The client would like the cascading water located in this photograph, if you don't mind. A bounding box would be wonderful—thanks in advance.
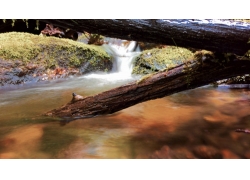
[104,37,141,74]
[82,38,141,83]
[0,38,142,106]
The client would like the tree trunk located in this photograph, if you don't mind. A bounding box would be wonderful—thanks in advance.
[40,19,250,55]
[45,58,250,119]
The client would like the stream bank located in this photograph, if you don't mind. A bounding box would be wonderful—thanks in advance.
[0,32,112,86]
[1,32,249,88]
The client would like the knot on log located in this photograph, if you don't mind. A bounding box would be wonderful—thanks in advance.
[71,92,84,102]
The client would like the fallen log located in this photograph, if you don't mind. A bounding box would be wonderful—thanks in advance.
[39,19,250,55]
[45,55,250,119]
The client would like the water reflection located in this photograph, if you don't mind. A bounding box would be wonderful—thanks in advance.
[0,83,250,158]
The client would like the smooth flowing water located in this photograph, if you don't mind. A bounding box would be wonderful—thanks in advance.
[1,40,250,159]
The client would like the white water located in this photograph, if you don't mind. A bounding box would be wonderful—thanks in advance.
[0,38,142,106]
[83,38,141,82]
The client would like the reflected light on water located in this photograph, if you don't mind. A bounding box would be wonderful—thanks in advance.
[0,85,250,158]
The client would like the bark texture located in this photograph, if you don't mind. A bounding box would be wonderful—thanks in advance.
[40,19,250,55]
[45,58,250,119]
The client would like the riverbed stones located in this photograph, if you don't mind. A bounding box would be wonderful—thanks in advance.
[150,145,195,159]
[192,145,222,159]
[221,149,240,159]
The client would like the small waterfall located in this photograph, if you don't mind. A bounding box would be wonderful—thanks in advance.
[81,38,141,85]
[103,37,141,76]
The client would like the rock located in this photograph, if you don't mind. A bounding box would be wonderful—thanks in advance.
[0,32,112,86]
[132,46,194,75]
[0,152,18,159]
[172,148,196,159]
[192,145,223,159]
[244,151,250,158]
[26,63,37,70]
[0,138,16,148]
[150,145,172,159]
[221,149,240,159]
[150,145,195,159]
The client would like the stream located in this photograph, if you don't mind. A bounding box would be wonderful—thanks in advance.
[1,39,250,159]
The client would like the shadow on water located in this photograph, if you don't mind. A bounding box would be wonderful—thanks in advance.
[128,88,250,159]
[1,85,250,158]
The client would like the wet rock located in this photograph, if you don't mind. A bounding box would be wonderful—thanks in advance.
[0,152,18,159]
[192,145,222,159]
[13,68,27,77]
[54,68,65,75]
[0,58,111,86]
[26,63,37,70]
[14,60,21,66]
[169,148,196,159]
[150,146,172,158]
[0,138,16,148]
[221,149,240,159]
[68,69,79,76]
[150,145,195,159]
[244,151,250,158]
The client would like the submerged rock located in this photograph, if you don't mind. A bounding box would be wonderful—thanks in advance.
[150,145,195,159]
[221,149,240,159]
[192,145,222,159]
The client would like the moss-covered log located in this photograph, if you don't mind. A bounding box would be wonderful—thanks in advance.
[40,19,250,55]
[45,56,250,119]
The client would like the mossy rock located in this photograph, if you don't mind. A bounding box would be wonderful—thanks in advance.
[132,46,194,75]
[0,32,112,71]
[0,32,113,86]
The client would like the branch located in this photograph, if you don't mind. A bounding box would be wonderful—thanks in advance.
[44,57,250,120]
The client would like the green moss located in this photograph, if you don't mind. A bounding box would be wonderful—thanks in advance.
[194,50,214,60]
[22,19,29,28]
[11,19,16,27]
[245,50,250,58]
[0,32,111,69]
[35,20,39,30]
[136,73,156,84]
[133,46,194,75]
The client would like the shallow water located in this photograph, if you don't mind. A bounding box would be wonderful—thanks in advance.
[1,75,250,158]
[1,38,250,159]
